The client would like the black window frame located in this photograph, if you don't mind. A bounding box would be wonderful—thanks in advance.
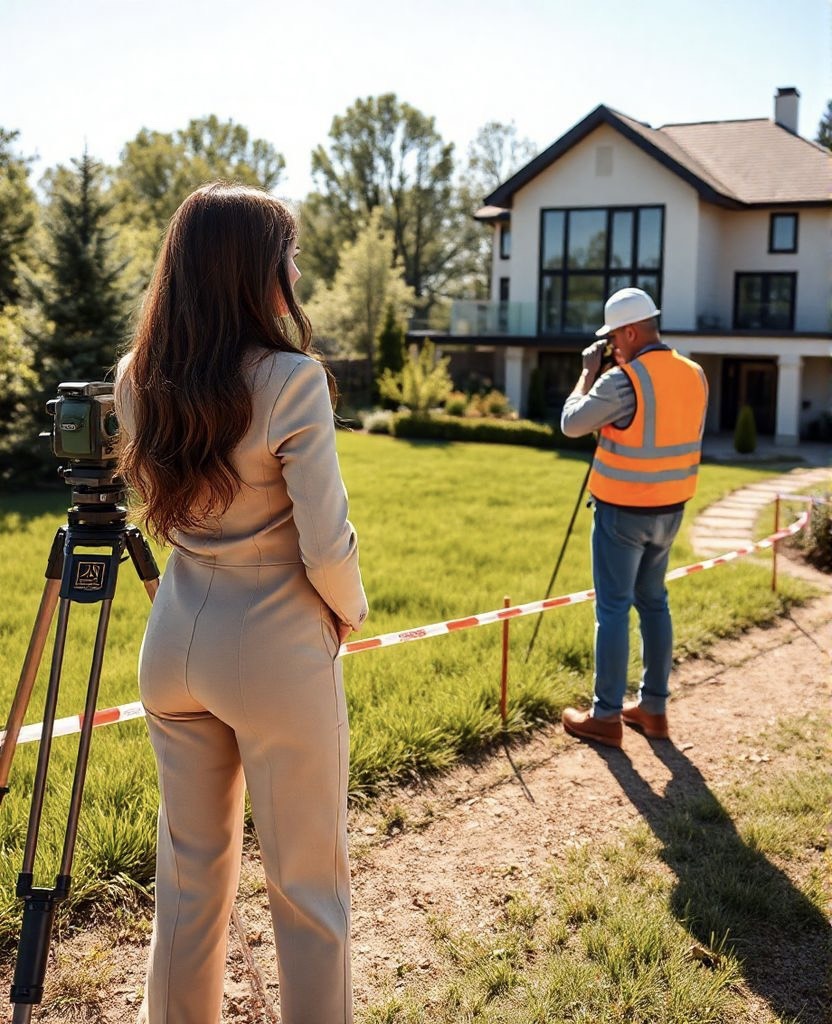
[768,212,798,254]
[499,224,511,260]
[733,271,797,330]
[537,204,665,336]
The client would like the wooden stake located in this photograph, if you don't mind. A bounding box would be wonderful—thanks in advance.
[772,494,780,592]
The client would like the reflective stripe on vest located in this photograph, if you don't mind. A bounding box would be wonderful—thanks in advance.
[589,350,708,506]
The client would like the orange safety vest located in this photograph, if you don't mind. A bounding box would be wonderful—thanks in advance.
[589,349,708,507]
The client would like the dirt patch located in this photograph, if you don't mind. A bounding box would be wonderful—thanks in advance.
[4,567,831,1023]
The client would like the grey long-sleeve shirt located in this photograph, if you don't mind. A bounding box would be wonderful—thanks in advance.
[560,343,672,437]
[560,367,636,437]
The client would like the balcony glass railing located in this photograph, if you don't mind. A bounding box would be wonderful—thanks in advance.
[449,299,601,338]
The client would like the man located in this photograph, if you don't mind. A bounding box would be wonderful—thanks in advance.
[560,288,708,748]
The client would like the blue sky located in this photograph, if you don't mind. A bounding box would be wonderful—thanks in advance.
[2,0,829,200]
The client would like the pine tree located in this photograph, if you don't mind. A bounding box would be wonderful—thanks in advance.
[375,304,405,406]
[33,150,133,394]
[0,129,37,307]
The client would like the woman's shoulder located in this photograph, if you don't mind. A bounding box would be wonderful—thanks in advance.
[251,348,326,393]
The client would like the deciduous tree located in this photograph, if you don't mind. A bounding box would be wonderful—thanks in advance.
[305,94,456,308]
[457,121,538,298]
[111,116,286,283]
[304,208,413,362]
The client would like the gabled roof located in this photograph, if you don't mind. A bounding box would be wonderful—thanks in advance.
[481,104,831,213]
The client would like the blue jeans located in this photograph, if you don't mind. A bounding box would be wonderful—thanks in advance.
[590,500,684,719]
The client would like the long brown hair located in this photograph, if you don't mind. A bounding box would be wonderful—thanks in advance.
[118,182,327,542]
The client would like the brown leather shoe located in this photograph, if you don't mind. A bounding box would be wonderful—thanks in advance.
[562,707,622,748]
[622,701,669,739]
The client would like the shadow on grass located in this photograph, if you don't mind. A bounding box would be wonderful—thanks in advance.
[594,741,831,1024]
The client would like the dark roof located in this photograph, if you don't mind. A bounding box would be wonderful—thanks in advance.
[484,105,831,210]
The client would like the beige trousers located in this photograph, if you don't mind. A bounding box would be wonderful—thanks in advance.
[138,553,352,1024]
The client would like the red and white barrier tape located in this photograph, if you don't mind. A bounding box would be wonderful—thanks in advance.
[0,506,810,749]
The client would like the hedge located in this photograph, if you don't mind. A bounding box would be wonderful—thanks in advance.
[389,413,595,452]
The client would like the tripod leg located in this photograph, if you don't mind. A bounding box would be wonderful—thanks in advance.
[9,598,73,1021]
[525,461,591,662]
[59,598,112,874]
[11,592,116,1018]
[20,600,72,875]
[125,526,160,603]
[0,529,66,803]
[0,581,61,802]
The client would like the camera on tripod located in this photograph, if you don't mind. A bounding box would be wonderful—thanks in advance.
[42,382,125,522]
[2,379,160,1023]
[45,382,119,464]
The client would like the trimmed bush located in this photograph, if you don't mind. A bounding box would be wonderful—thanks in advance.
[470,389,514,419]
[444,391,468,417]
[734,404,757,454]
[389,413,595,451]
[361,409,395,435]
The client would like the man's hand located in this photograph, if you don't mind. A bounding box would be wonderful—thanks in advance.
[568,339,608,397]
[581,339,607,379]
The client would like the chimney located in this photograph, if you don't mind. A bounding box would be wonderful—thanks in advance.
[774,86,800,134]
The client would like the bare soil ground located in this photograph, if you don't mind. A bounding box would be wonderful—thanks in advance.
[4,558,831,1024]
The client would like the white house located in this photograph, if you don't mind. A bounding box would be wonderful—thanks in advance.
[433,88,831,444]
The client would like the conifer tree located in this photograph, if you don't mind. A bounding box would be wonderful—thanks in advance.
[33,149,133,393]
[0,129,37,308]
[375,304,406,407]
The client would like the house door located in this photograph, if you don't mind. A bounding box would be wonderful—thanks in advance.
[720,359,778,435]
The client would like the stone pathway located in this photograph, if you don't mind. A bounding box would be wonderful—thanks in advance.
[690,466,831,557]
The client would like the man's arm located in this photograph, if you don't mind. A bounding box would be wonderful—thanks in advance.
[560,341,636,438]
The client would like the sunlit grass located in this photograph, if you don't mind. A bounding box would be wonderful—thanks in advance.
[357,715,831,1023]
[0,435,814,946]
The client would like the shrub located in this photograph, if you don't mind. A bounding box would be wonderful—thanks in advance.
[361,409,394,435]
[795,496,832,571]
[444,391,468,417]
[378,340,452,415]
[478,389,514,419]
[733,404,757,454]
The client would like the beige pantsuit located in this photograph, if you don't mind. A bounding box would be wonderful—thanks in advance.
[116,351,368,1024]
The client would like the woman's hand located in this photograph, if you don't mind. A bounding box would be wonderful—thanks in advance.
[332,616,352,644]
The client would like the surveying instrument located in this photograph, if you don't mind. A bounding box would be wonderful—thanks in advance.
[0,382,159,1023]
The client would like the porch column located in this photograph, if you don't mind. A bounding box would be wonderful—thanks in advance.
[775,353,802,445]
[504,347,525,415]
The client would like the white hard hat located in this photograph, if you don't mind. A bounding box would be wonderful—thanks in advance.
[596,288,661,337]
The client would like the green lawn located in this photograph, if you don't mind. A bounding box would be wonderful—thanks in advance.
[0,435,813,945]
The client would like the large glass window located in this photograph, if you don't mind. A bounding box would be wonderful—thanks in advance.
[734,273,796,330]
[539,206,664,334]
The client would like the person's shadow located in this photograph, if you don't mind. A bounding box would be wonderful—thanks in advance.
[592,740,831,1023]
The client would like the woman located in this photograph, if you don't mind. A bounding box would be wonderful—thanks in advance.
[116,182,368,1024]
